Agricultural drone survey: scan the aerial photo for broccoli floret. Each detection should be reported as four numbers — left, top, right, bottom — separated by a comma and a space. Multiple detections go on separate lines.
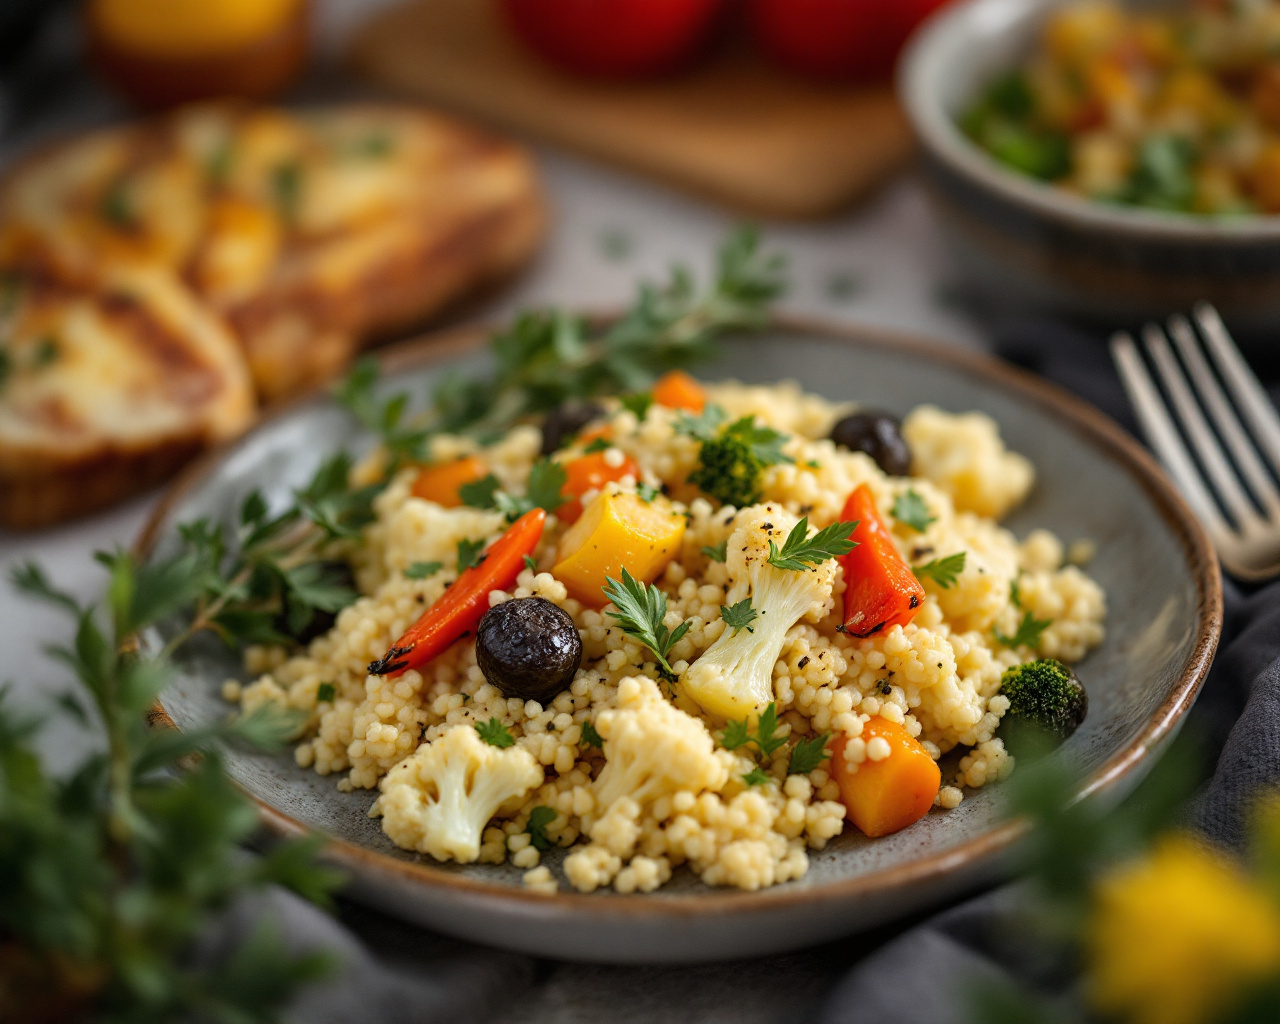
688, 415, 791, 508
690, 430, 766, 508
998, 658, 1088, 755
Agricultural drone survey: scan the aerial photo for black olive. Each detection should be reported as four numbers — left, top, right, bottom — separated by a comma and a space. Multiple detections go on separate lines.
541, 400, 607, 455
830, 411, 912, 476
476, 597, 583, 703
274, 561, 356, 645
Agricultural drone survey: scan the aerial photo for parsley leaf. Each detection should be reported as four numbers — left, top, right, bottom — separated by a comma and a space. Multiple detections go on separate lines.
523, 554, 538, 572
333, 357, 432, 472
674, 403, 728, 442
580, 720, 604, 749
914, 552, 966, 589
582, 437, 611, 454
722, 702, 787, 759
316, 682, 336, 703
476, 718, 515, 748
767, 517, 857, 572
742, 767, 772, 787
722, 416, 793, 467
526, 806, 559, 852
456, 537, 486, 573
892, 490, 936, 533
721, 598, 757, 636
405, 561, 443, 580
1010, 576, 1022, 608
637, 482, 660, 502
602, 569, 690, 681
458, 474, 501, 509
994, 610, 1053, 650
702, 540, 728, 562
526, 459, 569, 512
788, 733, 831, 775
621, 392, 654, 419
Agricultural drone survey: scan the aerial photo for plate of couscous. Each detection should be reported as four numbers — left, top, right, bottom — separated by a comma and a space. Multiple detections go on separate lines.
140, 318, 1220, 963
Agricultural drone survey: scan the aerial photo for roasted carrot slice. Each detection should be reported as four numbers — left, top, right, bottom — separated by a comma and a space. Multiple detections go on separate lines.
556, 450, 643, 523
369, 508, 546, 677
839, 484, 926, 638
411, 456, 488, 508
652, 370, 707, 413
831, 717, 941, 838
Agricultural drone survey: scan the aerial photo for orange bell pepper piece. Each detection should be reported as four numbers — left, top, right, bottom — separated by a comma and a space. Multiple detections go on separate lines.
369, 508, 546, 677
831, 717, 941, 838
411, 455, 488, 508
556, 450, 643, 523
838, 484, 926, 638
652, 369, 707, 413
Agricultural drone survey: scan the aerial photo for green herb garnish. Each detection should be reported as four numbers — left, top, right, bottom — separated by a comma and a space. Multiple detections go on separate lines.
742, 767, 772, 787
31, 337, 59, 367
99, 179, 134, 227
787, 733, 831, 775
476, 718, 515, 748
405, 561, 443, 580
580, 720, 604, 749
620, 392, 654, 419
914, 552, 966, 589
637, 482, 660, 502
674, 403, 729, 442
582, 437, 611, 454
458, 473, 502, 509
995, 610, 1053, 650
767, 517, 857, 572
892, 490, 936, 533
316, 682, 336, 703
523, 554, 538, 573
702, 540, 728, 563
456, 537, 486, 573
721, 598, 757, 636
722, 702, 787, 759
602, 569, 690, 681
526, 806, 559, 851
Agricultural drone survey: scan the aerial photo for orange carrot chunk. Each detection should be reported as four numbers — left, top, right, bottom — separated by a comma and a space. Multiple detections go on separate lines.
411, 456, 488, 508
652, 369, 707, 413
839, 484, 927, 638
369, 508, 546, 677
831, 717, 941, 838
556, 450, 643, 523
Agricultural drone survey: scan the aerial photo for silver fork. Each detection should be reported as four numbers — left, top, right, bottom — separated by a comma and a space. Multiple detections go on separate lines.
1111, 303, 1280, 581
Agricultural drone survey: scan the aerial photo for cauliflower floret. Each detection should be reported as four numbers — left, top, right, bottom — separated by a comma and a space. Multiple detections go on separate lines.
592, 676, 728, 814
376, 725, 543, 863
681, 504, 837, 720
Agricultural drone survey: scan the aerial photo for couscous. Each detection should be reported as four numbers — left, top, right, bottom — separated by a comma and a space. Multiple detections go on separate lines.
236, 374, 1106, 895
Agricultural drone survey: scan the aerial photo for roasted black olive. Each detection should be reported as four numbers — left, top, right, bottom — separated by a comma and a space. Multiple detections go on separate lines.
540, 400, 607, 455
476, 597, 583, 702
830, 411, 911, 476
274, 561, 356, 645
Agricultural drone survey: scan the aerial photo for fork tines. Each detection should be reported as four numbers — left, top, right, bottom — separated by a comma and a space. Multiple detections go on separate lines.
1111, 303, 1280, 580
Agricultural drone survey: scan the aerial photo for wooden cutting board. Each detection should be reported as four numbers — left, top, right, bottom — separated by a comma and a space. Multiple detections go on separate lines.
347, 0, 914, 219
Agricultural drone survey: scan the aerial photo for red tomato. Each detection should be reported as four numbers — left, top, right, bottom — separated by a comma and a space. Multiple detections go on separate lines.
498, 0, 724, 79
748, 0, 953, 82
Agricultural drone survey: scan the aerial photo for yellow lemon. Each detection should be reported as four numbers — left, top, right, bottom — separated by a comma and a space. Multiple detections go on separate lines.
89, 0, 304, 58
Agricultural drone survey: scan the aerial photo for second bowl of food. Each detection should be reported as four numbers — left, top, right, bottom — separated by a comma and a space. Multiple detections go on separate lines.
902, 0, 1280, 333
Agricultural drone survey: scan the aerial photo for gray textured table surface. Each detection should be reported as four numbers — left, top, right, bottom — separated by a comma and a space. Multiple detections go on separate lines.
0, 4, 983, 1020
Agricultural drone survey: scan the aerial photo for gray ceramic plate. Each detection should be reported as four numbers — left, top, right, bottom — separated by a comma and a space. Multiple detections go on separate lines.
140, 319, 1221, 964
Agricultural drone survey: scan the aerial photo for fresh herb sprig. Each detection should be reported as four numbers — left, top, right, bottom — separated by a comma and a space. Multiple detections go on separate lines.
721, 598, 757, 636
460, 460, 568, 522
145, 454, 376, 654
525, 806, 559, 852
702, 541, 728, 563
476, 718, 515, 748
580, 720, 604, 749
4, 556, 340, 1022
339, 226, 785, 465
914, 551, 967, 589
602, 570, 691, 681
722, 703, 832, 778
892, 490, 936, 533
995, 610, 1053, 650
788, 732, 832, 775
767, 518, 857, 572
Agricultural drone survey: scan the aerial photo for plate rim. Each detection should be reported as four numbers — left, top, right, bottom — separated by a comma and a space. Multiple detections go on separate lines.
137, 315, 1223, 920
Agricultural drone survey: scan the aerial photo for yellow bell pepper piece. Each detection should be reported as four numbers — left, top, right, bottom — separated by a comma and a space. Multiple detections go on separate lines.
553, 491, 685, 607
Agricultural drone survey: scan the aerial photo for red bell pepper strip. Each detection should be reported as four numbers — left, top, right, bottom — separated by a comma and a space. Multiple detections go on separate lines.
839, 484, 926, 638
368, 508, 546, 677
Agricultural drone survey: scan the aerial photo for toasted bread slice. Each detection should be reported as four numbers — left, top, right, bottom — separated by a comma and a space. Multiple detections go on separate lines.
0, 266, 254, 529
0, 103, 545, 400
